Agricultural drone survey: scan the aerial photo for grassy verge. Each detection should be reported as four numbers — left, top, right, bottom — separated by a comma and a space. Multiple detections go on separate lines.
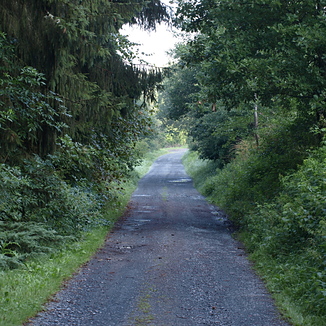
182, 150, 326, 326
0, 147, 173, 326
0, 228, 110, 326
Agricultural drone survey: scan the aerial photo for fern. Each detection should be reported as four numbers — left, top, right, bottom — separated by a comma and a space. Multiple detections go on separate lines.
0, 221, 71, 270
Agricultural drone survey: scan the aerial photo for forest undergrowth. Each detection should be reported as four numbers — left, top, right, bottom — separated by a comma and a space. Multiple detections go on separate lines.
183, 147, 326, 326
0, 147, 173, 326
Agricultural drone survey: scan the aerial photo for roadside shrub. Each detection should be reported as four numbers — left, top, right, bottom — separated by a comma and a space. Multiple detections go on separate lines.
0, 155, 113, 269
247, 142, 326, 252
0, 222, 68, 270
243, 143, 326, 318
182, 151, 219, 191
184, 141, 326, 323
37, 157, 113, 232
189, 111, 235, 166
0, 164, 31, 222
198, 118, 315, 223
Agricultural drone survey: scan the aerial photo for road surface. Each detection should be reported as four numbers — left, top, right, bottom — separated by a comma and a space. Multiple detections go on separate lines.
27, 149, 290, 326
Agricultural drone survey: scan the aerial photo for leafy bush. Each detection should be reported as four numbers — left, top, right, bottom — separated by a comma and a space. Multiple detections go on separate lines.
0, 164, 30, 222
197, 117, 316, 221
246, 142, 326, 252
244, 143, 326, 318
183, 135, 326, 324
0, 154, 115, 270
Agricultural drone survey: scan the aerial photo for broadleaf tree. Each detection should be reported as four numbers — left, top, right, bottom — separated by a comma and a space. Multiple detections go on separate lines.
166, 0, 326, 161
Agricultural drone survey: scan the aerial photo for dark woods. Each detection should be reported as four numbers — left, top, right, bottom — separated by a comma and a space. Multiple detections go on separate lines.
0, 0, 169, 269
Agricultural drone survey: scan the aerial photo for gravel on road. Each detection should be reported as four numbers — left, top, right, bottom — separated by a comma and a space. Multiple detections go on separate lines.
27, 149, 290, 326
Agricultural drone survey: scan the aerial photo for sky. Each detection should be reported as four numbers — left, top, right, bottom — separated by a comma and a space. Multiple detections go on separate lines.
121, 23, 180, 67
121, 0, 182, 67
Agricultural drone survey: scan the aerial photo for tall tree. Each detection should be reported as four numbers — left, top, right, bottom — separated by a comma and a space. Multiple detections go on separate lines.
172, 0, 326, 157
0, 0, 169, 158
176, 0, 326, 117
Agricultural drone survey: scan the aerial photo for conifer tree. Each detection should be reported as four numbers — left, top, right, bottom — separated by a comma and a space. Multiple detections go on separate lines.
0, 0, 169, 158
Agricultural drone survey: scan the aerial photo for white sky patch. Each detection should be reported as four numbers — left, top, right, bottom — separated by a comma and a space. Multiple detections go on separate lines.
121, 22, 180, 67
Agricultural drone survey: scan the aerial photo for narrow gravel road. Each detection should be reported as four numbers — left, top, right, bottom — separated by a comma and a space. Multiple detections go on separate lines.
27, 149, 290, 326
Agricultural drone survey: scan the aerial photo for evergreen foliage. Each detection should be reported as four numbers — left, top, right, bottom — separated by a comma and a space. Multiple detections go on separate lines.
0, 221, 68, 270
0, 0, 169, 158
0, 0, 169, 269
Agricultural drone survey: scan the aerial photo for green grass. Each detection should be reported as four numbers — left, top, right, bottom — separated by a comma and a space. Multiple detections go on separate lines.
0, 147, 174, 326
182, 150, 326, 326
248, 250, 326, 326
0, 227, 110, 326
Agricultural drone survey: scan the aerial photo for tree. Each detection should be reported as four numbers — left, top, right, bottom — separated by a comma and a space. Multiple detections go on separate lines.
0, 32, 67, 163
175, 0, 326, 121
170, 0, 326, 161
0, 1, 172, 267
0, 0, 170, 158
159, 60, 199, 121
159, 43, 253, 163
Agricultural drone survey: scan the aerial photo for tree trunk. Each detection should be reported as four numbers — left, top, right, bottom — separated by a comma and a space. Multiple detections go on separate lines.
254, 93, 259, 148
